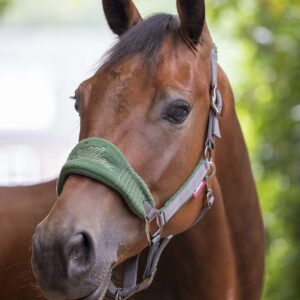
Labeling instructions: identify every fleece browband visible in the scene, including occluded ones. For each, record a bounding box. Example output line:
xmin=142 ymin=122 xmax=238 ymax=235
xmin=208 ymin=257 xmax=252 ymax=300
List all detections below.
xmin=57 ymin=137 xmax=208 ymax=219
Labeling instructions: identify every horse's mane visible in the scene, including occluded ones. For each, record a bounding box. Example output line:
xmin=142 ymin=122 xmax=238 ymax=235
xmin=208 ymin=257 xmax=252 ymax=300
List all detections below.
xmin=100 ymin=13 xmax=180 ymax=69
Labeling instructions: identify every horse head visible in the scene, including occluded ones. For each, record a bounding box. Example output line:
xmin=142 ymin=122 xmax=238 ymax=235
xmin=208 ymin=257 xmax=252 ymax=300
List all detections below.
xmin=31 ymin=1 xmax=220 ymax=299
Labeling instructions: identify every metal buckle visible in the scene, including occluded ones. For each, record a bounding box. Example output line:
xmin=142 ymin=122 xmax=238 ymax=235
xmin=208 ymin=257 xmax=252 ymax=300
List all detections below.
xmin=205 ymin=174 xmax=215 ymax=209
xmin=145 ymin=209 xmax=163 ymax=244
xmin=211 ymin=85 xmax=221 ymax=115
xmin=115 ymin=288 xmax=122 ymax=300
xmin=205 ymin=161 xmax=216 ymax=208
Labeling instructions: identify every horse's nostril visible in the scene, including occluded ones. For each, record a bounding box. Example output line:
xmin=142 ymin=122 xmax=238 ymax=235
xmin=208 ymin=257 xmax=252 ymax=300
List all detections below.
xmin=69 ymin=234 xmax=90 ymax=264
xmin=66 ymin=232 xmax=95 ymax=278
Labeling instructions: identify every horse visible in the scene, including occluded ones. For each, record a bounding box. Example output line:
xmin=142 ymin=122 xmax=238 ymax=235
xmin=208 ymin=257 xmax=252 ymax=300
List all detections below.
xmin=0 ymin=0 xmax=264 ymax=299
xmin=0 ymin=180 xmax=55 ymax=299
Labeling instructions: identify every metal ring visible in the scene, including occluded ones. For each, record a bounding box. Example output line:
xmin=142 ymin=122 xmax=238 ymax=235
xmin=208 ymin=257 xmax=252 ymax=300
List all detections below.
xmin=204 ymin=146 xmax=213 ymax=162
xmin=206 ymin=161 xmax=216 ymax=178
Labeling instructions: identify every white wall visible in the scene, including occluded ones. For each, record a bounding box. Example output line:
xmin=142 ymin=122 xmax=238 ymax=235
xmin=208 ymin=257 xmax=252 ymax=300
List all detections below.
xmin=0 ymin=27 xmax=114 ymax=185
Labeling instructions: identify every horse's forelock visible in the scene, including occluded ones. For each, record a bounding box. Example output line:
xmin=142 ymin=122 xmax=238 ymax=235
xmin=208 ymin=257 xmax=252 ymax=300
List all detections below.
xmin=99 ymin=13 xmax=181 ymax=71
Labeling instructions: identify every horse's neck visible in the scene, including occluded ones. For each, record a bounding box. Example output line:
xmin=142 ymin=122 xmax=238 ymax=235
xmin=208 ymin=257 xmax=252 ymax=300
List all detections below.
xmin=136 ymin=68 xmax=264 ymax=300
xmin=214 ymin=68 xmax=265 ymax=299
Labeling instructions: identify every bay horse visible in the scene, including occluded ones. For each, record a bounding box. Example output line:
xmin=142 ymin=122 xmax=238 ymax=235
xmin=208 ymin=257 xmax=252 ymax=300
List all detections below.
xmin=0 ymin=181 xmax=55 ymax=299
xmin=0 ymin=0 xmax=264 ymax=299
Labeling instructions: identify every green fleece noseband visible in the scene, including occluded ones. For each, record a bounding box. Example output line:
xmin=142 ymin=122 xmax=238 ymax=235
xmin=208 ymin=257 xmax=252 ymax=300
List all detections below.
xmin=57 ymin=137 xmax=208 ymax=219
xmin=57 ymin=138 xmax=155 ymax=218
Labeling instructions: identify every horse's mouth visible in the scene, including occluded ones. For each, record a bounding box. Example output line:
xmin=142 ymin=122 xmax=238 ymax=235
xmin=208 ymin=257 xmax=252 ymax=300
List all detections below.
xmin=73 ymin=271 xmax=112 ymax=300
xmin=76 ymin=286 xmax=107 ymax=300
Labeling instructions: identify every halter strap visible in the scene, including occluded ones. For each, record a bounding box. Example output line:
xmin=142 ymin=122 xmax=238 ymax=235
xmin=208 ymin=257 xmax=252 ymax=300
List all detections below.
xmin=107 ymin=45 xmax=222 ymax=300
xmin=205 ymin=45 xmax=222 ymax=155
xmin=146 ymin=159 xmax=209 ymax=229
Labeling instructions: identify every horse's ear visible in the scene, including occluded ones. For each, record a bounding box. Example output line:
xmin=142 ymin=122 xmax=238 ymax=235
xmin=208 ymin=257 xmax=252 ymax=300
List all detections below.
xmin=102 ymin=0 xmax=143 ymax=36
xmin=176 ymin=0 xmax=205 ymax=44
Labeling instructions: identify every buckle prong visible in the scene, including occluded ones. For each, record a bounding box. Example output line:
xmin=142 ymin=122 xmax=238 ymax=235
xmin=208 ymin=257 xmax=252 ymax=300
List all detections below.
xmin=145 ymin=209 xmax=162 ymax=244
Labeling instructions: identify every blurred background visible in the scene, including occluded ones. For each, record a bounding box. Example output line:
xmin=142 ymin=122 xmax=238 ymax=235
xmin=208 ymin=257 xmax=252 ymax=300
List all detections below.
xmin=0 ymin=0 xmax=299 ymax=299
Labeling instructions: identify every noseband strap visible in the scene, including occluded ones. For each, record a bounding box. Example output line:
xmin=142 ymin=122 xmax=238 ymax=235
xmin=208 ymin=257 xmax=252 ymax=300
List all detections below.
xmin=56 ymin=137 xmax=155 ymax=218
xmin=57 ymin=46 xmax=222 ymax=300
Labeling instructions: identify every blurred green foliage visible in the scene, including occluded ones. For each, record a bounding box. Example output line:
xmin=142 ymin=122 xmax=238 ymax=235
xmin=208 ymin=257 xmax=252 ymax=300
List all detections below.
xmin=208 ymin=1 xmax=300 ymax=299
xmin=0 ymin=0 xmax=10 ymax=14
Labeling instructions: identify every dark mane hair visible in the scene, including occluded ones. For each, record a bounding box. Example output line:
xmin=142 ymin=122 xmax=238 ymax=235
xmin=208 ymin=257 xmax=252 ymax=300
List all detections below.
xmin=100 ymin=13 xmax=180 ymax=69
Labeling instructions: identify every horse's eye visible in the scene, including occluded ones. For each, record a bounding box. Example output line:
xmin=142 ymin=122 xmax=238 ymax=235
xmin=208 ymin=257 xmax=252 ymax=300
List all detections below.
xmin=70 ymin=95 xmax=80 ymax=114
xmin=162 ymin=101 xmax=191 ymax=124
xmin=74 ymin=100 xmax=80 ymax=113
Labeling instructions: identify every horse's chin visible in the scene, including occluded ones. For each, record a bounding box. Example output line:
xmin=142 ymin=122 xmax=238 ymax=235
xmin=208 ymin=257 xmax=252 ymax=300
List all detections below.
xmin=74 ymin=271 xmax=111 ymax=300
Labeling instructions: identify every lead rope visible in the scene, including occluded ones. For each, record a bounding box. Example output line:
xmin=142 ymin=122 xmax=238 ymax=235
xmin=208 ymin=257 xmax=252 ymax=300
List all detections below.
xmin=108 ymin=45 xmax=222 ymax=300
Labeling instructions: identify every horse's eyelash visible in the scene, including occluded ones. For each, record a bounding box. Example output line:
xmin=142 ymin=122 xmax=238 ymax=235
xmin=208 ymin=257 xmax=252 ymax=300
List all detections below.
xmin=69 ymin=95 xmax=76 ymax=100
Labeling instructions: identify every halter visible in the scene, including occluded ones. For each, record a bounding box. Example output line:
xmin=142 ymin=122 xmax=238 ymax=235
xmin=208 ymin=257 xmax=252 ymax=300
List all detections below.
xmin=57 ymin=45 xmax=222 ymax=300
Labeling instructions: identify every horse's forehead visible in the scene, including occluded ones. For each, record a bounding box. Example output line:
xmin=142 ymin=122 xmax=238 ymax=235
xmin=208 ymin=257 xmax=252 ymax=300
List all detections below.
xmin=110 ymin=56 xmax=143 ymax=79
xmin=105 ymin=56 xmax=194 ymax=94
xmin=94 ymin=56 xmax=146 ymax=96
xmin=88 ymin=37 xmax=206 ymax=105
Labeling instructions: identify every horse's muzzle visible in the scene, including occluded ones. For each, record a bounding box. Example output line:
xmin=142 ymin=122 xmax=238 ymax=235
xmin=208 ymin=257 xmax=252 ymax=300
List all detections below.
xmin=31 ymin=221 xmax=109 ymax=300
